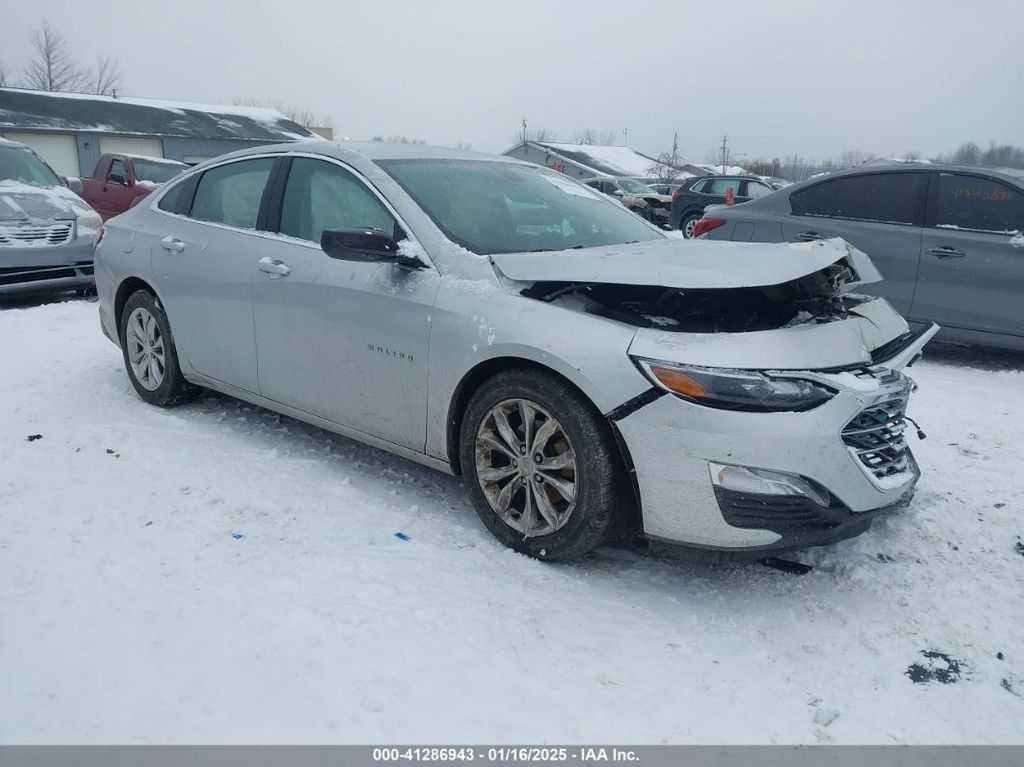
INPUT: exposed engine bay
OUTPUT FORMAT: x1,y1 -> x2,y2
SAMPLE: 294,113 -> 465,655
522,258 -> 866,333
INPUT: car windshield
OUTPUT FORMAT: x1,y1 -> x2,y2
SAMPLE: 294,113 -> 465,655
133,159 -> 185,184
379,160 -> 664,254
618,179 -> 657,194
0,146 -> 61,189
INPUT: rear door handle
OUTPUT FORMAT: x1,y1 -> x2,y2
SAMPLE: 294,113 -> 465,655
257,256 -> 290,277
795,231 -> 825,242
927,246 -> 966,259
159,236 -> 185,253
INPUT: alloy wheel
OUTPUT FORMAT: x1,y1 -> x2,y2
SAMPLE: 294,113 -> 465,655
684,218 -> 697,238
125,307 -> 165,391
474,398 -> 578,537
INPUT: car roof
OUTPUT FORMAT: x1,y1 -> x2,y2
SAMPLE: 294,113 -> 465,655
788,162 -> 1024,188
0,136 -> 30,150
210,139 -> 530,169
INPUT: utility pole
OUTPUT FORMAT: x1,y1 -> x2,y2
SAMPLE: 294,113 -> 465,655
522,117 -> 527,144
672,132 -> 679,165
720,134 -> 729,174
623,127 -> 628,146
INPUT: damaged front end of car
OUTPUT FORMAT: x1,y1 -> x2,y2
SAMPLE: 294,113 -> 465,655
492,237 -> 939,554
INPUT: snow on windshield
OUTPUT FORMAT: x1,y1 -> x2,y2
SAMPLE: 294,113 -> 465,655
0,146 -> 61,189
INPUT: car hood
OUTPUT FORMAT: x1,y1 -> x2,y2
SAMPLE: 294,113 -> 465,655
490,236 -> 882,292
0,180 -> 94,222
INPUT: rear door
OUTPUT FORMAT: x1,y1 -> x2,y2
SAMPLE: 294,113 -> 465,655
912,171 -> 1024,338
151,155 -> 279,394
781,171 -> 927,314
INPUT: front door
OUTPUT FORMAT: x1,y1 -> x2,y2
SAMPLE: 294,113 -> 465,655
151,156 -> 277,394
912,171 -> 1024,337
252,156 -> 439,451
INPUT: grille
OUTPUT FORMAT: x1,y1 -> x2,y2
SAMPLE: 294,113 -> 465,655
0,221 -> 74,247
841,377 -> 912,480
0,261 -> 92,287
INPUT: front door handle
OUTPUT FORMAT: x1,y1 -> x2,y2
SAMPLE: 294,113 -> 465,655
927,246 -> 966,259
257,256 -> 291,277
795,231 -> 825,242
159,235 -> 185,253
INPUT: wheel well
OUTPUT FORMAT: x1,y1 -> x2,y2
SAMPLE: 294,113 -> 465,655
114,277 -> 156,341
446,357 -> 642,536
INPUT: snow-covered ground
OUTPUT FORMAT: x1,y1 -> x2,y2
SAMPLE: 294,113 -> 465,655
1,299 -> 1022,744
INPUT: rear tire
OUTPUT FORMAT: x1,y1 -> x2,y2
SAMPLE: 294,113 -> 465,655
459,369 -> 624,561
119,289 -> 198,407
681,213 -> 700,239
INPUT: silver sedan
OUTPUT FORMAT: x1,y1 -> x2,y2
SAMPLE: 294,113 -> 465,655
94,141 -> 937,560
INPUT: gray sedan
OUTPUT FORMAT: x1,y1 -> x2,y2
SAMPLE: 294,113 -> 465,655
94,142 -> 935,560
699,163 -> 1024,351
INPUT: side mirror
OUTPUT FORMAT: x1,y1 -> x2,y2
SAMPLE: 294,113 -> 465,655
320,228 -> 426,269
612,189 -> 625,197
59,176 -> 69,187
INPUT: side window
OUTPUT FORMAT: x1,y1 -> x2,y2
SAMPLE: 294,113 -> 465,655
792,179 -> 840,216
932,173 -> 1024,233
744,181 -> 772,199
707,178 -> 741,195
279,157 -> 396,243
832,173 -> 926,225
190,158 -> 275,229
108,159 -> 127,184
157,175 -> 197,215
689,179 -> 708,193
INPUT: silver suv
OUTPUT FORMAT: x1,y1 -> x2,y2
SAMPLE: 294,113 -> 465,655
700,163 -> 1024,351
94,142 -> 936,561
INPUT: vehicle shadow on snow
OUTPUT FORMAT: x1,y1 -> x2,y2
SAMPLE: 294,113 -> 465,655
922,340 -> 1024,372
170,387 -> 880,590
0,291 -> 95,312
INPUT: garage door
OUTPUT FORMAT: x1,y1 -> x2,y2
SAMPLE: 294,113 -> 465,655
2,132 -> 81,177
99,136 -> 164,159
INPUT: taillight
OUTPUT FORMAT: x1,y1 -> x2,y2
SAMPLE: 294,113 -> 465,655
93,225 -> 105,249
692,218 -> 726,238
671,190 -> 682,202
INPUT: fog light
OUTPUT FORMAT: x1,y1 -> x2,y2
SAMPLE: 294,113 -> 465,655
709,462 -> 830,507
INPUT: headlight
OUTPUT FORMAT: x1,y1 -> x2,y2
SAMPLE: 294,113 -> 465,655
76,210 -> 102,233
633,358 -> 835,413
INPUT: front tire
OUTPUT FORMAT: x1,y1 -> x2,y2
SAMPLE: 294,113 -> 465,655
119,289 -> 197,407
459,370 -> 624,561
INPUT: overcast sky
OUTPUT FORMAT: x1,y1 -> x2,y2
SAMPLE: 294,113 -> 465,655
2,0 -> 1021,163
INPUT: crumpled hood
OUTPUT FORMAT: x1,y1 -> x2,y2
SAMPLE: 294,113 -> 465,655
0,180 -> 94,222
490,236 -> 882,291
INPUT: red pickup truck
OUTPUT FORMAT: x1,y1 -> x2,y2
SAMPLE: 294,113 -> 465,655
78,154 -> 188,220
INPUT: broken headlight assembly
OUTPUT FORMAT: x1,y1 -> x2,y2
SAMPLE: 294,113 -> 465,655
633,358 -> 835,413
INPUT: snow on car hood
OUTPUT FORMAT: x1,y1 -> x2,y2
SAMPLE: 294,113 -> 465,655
0,180 -> 95,221
490,237 -> 882,291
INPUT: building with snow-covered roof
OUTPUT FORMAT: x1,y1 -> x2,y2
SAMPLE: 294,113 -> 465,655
0,87 -> 319,177
503,140 -> 667,180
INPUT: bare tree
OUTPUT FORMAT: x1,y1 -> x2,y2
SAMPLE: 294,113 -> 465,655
514,127 -> 559,145
0,58 -> 9,87
24,22 -> 89,92
646,133 -> 685,183
573,128 -> 618,146
838,148 -> 873,168
234,97 -> 332,128
91,55 -> 121,96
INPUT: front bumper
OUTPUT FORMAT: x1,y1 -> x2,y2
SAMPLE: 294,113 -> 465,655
0,238 -> 95,296
613,375 -> 922,552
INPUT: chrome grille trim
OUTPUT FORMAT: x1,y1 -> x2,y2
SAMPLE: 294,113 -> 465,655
841,373 -> 913,480
0,221 -> 74,247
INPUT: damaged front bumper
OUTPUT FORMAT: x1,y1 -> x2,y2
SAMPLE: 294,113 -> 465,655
609,303 -> 939,553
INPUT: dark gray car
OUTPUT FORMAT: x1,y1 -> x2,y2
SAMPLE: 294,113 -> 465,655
702,164 -> 1024,350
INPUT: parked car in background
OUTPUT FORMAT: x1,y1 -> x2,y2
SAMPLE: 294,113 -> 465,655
78,154 -> 187,220
646,182 -> 676,195
582,176 -> 672,223
95,141 -> 935,562
700,164 -> 1024,351
0,137 -> 101,297
761,176 -> 793,190
670,175 -> 775,237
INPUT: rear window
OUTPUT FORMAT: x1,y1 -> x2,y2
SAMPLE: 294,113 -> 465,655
932,173 -> 1024,233
793,173 -> 926,225
706,178 -> 742,195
